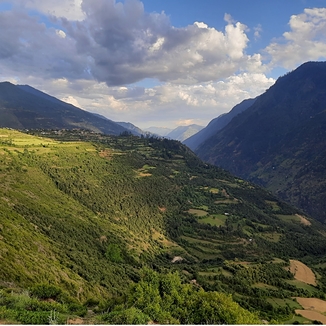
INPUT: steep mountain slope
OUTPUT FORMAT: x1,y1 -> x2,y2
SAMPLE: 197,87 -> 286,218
0,82 -> 128,135
166,124 -> 204,142
2,128 -> 326,323
184,98 -> 256,151
196,61 -> 326,223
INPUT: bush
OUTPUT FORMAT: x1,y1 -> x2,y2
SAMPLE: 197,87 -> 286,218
30,284 -> 62,300
105,244 -> 123,263
67,302 -> 87,316
101,307 -> 150,324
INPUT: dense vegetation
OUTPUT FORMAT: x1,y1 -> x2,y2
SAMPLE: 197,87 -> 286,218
1,128 -> 326,324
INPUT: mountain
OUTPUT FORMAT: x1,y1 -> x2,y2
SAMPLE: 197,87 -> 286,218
144,126 -> 173,136
0,82 -> 128,135
195,61 -> 326,223
184,98 -> 256,151
116,121 -> 150,136
166,124 -> 204,142
1,128 -> 326,324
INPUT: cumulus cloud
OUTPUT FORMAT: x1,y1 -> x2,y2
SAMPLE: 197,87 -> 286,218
265,8 -> 326,68
10,0 -> 85,20
58,0 -> 262,86
0,0 -> 264,87
0,8 -> 89,81
1,1 -> 325,128
50,72 -> 274,128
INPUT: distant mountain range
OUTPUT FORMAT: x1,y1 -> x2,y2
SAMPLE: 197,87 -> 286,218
144,126 -> 173,136
166,124 -> 204,142
0,82 -> 129,135
0,82 -> 202,142
143,125 -> 204,141
194,61 -> 326,223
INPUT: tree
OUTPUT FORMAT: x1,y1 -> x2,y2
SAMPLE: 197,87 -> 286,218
105,244 -> 123,263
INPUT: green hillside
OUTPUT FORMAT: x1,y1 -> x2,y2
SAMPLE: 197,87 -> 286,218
1,128 -> 326,324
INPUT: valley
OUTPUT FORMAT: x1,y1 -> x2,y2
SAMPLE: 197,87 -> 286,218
0,128 -> 326,324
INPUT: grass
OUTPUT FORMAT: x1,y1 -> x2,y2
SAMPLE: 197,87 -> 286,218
283,314 -> 311,324
198,214 -> 227,226
285,280 -> 317,292
265,200 -> 280,211
187,209 -> 208,217
214,198 -> 239,204
252,283 -> 278,290
180,235 -> 223,245
267,298 -> 302,309
277,214 -> 302,223
258,232 -> 281,242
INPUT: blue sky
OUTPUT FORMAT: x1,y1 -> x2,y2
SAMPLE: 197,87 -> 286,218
0,0 -> 326,129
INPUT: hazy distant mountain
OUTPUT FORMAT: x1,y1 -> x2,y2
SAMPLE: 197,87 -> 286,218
116,121 -> 151,136
144,126 -> 173,136
167,124 -> 204,142
0,82 -> 128,135
196,61 -> 326,222
183,98 -> 256,151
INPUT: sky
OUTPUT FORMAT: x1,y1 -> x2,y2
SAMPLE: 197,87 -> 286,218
0,0 -> 326,129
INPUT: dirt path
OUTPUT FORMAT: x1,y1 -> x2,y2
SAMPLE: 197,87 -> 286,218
290,260 -> 316,286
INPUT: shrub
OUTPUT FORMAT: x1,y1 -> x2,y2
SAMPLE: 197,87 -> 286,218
30,284 -> 62,300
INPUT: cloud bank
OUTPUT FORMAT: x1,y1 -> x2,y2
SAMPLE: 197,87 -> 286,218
0,1 -> 326,128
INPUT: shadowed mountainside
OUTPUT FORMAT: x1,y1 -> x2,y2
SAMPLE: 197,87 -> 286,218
195,61 -> 326,223
0,82 -> 128,135
184,98 -> 256,151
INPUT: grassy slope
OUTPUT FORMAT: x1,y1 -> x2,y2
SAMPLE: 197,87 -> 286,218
1,129 -> 326,323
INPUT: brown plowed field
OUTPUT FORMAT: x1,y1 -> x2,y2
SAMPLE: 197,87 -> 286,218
296,297 -> 326,312
290,260 -> 316,286
295,310 -> 326,324
295,297 -> 326,324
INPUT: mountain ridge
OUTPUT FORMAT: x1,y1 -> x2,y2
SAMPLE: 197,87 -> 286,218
166,124 -> 204,142
195,61 -> 326,222
0,81 -> 129,135
184,98 -> 256,151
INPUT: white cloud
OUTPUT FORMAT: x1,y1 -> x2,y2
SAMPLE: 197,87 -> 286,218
1,1 -> 325,129
56,29 -> 67,38
254,24 -> 262,40
47,72 -> 274,128
59,0 -> 261,86
61,95 -> 81,107
265,8 -> 326,69
0,0 -> 264,88
11,0 -> 85,20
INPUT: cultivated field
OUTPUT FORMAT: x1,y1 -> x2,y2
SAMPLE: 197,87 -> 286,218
295,310 -> 326,324
290,260 -> 317,286
292,296 -> 326,323
296,297 -> 326,312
